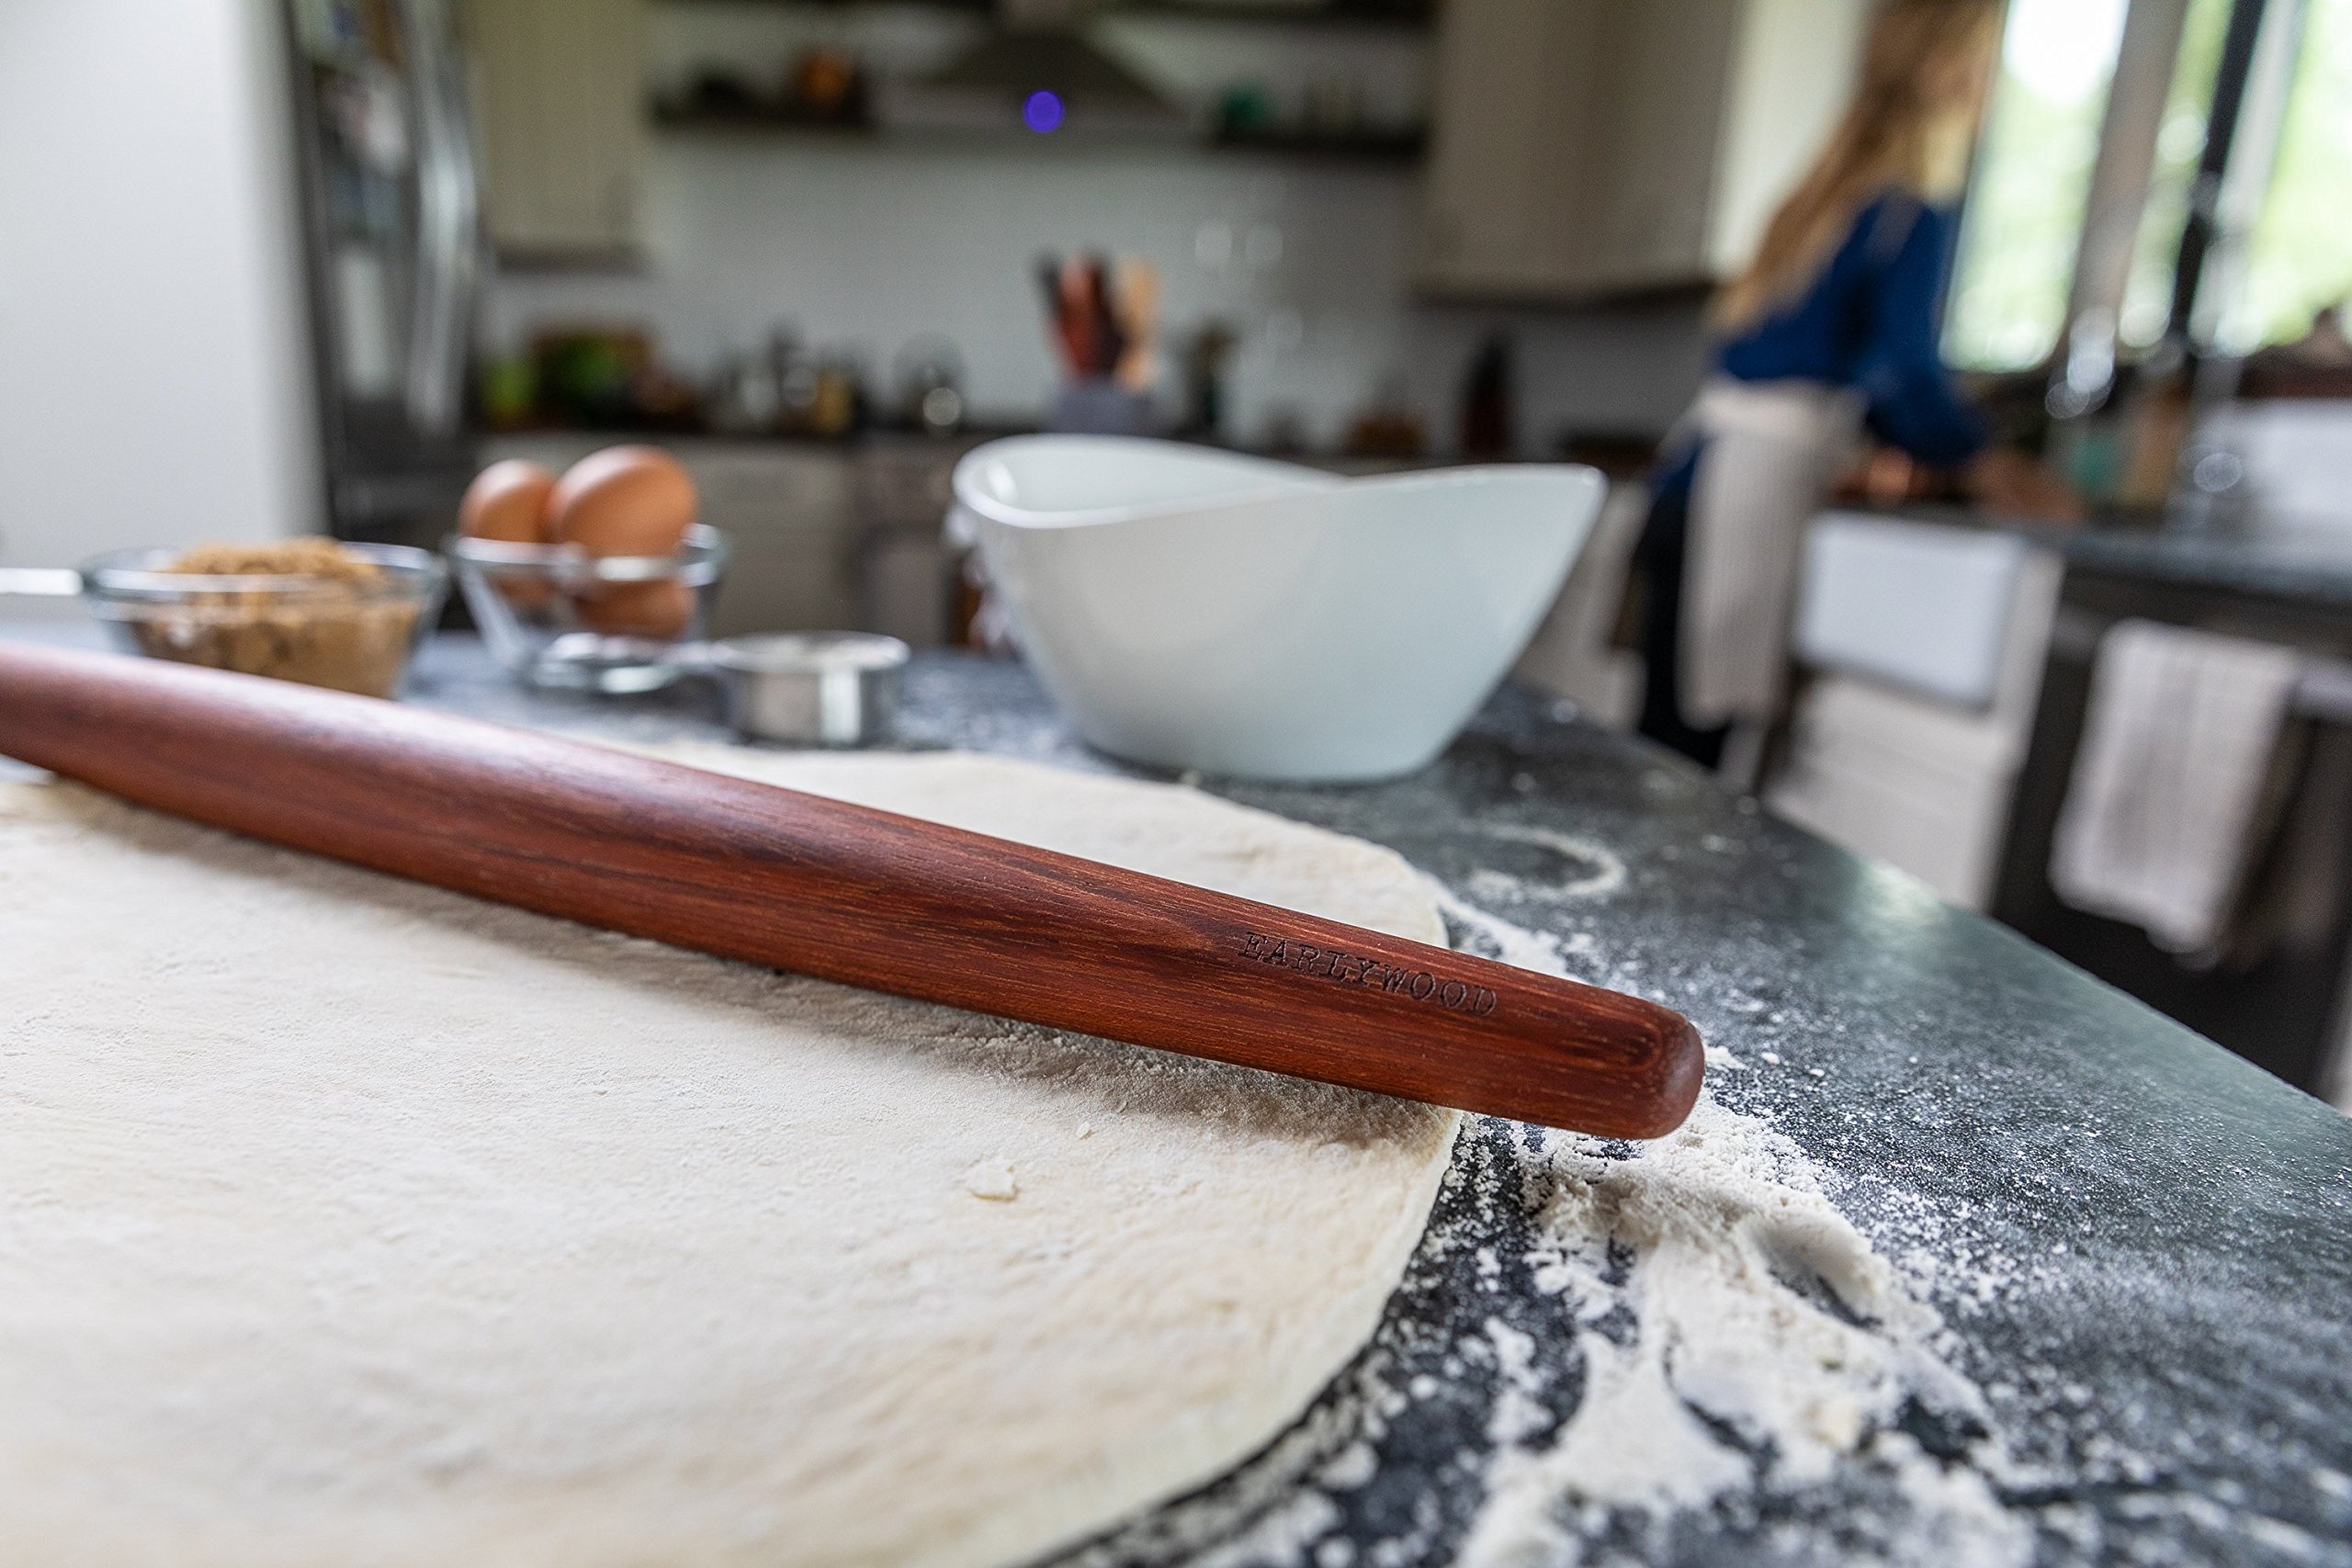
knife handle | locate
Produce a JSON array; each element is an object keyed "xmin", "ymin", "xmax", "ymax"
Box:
[{"xmin": 0, "ymin": 645, "xmax": 1702, "ymax": 1137}]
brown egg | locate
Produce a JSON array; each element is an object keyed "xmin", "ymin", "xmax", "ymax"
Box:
[
  {"xmin": 548, "ymin": 446, "xmax": 696, "ymax": 558},
  {"xmin": 575, "ymin": 578, "xmax": 696, "ymax": 639},
  {"xmin": 459, "ymin": 459, "xmax": 558, "ymax": 542},
  {"xmin": 460, "ymin": 459, "xmax": 559, "ymax": 609}
]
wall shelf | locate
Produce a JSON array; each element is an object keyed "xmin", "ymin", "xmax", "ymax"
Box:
[
  {"xmin": 650, "ymin": 100, "xmax": 1426, "ymax": 165},
  {"xmin": 1208, "ymin": 124, "xmax": 1424, "ymax": 163},
  {"xmin": 652, "ymin": 100, "xmax": 880, "ymax": 136},
  {"xmin": 648, "ymin": 0, "xmax": 1434, "ymax": 28},
  {"xmin": 1109, "ymin": 0, "xmax": 1432, "ymax": 29}
]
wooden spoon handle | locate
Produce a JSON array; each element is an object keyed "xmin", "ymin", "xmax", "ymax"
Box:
[{"xmin": 0, "ymin": 645, "xmax": 1702, "ymax": 1137}]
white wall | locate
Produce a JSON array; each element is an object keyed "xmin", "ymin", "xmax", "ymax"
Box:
[
  {"xmin": 0, "ymin": 0, "xmax": 318, "ymax": 581},
  {"xmin": 481, "ymin": 2, "xmax": 1710, "ymax": 457}
]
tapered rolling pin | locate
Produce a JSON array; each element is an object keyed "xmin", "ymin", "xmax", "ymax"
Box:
[{"xmin": 0, "ymin": 645, "xmax": 1702, "ymax": 1137}]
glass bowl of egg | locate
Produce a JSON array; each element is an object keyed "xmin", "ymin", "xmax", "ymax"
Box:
[{"xmin": 446, "ymin": 446, "xmax": 730, "ymax": 694}]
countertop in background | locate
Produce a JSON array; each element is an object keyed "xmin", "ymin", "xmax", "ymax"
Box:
[
  {"xmin": 1872, "ymin": 502, "xmax": 2352, "ymax": 612},
  {"xmin": 2049, "ymin": 519, "xmax": 2352, "ymax": 610},
  {"xmin": 6, "ymin": 625, "xmax": 2350, "ymax": 1564}
]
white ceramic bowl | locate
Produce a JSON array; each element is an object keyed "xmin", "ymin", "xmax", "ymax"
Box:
[{"xmin": 956, "ymin": 435, "xmax": 1604, "ymax": 781}]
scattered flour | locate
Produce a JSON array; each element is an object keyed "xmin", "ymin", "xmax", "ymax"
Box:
[
  {"xmin": 1467, "ymin": 825, "xmax": 1629, "ymax": 901},
  {"xmin": 1453, "ymin": 1096, "xmax": 2025, "ymax": 1566},
  {"xmin": 1435, "ymin": 892, "xmax": 2028, "ymax": 1566},
  {"xmin": 1192, "ymin": 1493, "xmax": 1344, "ymax": 1568},
  {"xmin": 1432, "ymin": 886, "xmax": 1583, "ymax": 976}
]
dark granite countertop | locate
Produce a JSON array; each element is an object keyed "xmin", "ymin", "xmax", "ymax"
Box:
[
  {"xmin": 1857, "ymin": 502, "xmax": 2352, "ymax": 613},
  {"xmin": 385, "ymin": 635, "xmax": 2352, "ymax": 1566},
  {"xmin": 10, "ymin": 625, "xmax": 2350, "ymax": 1565},
  {"xmin": 2049, "ymin": 520, "xmax": 2352, "ymax": 610}
]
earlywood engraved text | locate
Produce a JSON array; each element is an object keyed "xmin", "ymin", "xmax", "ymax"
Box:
[{"xmin": 1237, "ymin": 931, "xmax": 1499, "ymax": 1016}]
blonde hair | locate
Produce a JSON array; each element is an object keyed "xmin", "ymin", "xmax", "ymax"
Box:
[{"xmin": 1715, "ymin": 0, "xmax": 2004, "ymax": 332}]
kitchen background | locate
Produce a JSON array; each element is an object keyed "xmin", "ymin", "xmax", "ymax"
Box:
[{"xmin": 4, "ymin": 0, "xmax": 2352, "ymax": 1104}]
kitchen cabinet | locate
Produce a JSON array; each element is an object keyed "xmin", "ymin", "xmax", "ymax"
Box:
[
  {"xmin": 1510, "ymin": 481, "xmax": 1646, "ymax": 728},
  {"xmin": 853, "ymin": 435, "xmax": 986, "ymax": 649},
  {"xmin": 1765, "ymin": 515, "xmax": 2064, "ymax": 912},
  {"xmin": 688, "ymin": 443, "xmax": 859, "ymax": 637},
  {"xmin": 1419, "ymin": 0, "xmax": 1871, "ymax": 299},
  {"xmin": 1992, "ymin": 548, "xmax": 2352, "ymax": 1097},
  {"xmin": 460, "ymin": 0, "xmax": 642, "ymax": 265}
]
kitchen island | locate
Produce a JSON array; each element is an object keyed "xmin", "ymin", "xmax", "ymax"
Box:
[
  {"xmin": 396, "ymin": 632, "xmax": 2352, "ymax": 1566},
  {"xmin": 1814, "ymin": 503, "xmax": 2352, "ymax": 1097},
  {"xmin": 1857, "ymin": 501, "xmax": 2352, "ymax": 612},
  {"xmin": 1985, "ymin": 514, "xmax": 2352, "ymax": 1099},
  {"xmin": 9, "ymin": 623, "xmax": 2350, "ymax": 1564}
]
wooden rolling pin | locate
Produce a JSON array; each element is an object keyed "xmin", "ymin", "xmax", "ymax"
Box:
[{"xmin": 0, "ymin": 645, "xmax": 1702, "ymax": 1137}]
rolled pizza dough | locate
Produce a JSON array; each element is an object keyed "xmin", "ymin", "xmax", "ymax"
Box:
[{"xmin": 0, "ymin": 746, "xmax": 1458, "ymax": 1567}]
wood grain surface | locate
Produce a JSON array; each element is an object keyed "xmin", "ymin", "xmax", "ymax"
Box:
[{"xmin": 0, "ymin": 645, "xmax": 1702, "ymax": 1136}]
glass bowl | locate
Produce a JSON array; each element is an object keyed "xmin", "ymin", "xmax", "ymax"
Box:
[
  {"xmin": 446, "ymin": 524, "xmax": 729, "ymax": 694},
  {"xmin": 79, "ymin": 543, "xmax": 447, "ymax": 698}
]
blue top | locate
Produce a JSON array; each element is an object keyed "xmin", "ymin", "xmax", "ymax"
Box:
[{"xmin": 1660, "ymin": 191, "xmax": 1986, "ymax": 491}]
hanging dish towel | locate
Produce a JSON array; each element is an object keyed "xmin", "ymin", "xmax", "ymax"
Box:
[{"xmin": 2050, "ymin": 619, "xmax": 2301, "ymax": 954}]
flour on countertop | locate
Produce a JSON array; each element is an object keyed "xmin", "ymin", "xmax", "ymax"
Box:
[
  {"xmin": 1442, "ymin": 897, "xmax": 2026, "ymax": 1566},
  {"xmin": 1072, "ymin": 889, "xmax": 2033, "ymax": 1568},
  {"xmin": 1464, "ymin": 826, "xmax": 1628, "ymax": 902},
  {"xmin": 1453, "ymin": 1095, "xmax": 2025, "ymax": 1567}
]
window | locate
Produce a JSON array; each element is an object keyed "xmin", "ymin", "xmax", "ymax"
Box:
[
  {"xmin": 2118, "ymin": 0, "xmax": 2239, "ymax": 348},
  {"xmin": 2230, "ymin": 0, "xmax": 2352, "ymax": 348},
  {"xmin": 1944, "ymin": 0, "xmax": 2132, "ymax": 371}
]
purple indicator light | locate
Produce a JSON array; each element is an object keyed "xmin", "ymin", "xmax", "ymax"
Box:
[{"xmin": 1023, "ymin": 90, "xmax": 1064, "ymax": 133}]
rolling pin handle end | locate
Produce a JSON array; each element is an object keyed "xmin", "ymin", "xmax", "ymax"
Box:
[{"xmin": 1616, "ymin": 1010, "xmax": 1706, "ymax": 1142}]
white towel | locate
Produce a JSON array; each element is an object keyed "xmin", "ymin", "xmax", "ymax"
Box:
[{"xmin": 2050, "ymin": 620, "xmax": 2301, "ymax": 954}]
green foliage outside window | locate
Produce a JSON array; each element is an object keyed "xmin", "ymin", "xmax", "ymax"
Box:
[
  {"xmin": 1945, "ymin": 0, "xmax": 2351, "ymax": 367},
  {"xmin": 2231, "ymin": 0, "xmax": 2352, "ymax": 348},
  {"xmin": 1945, "ymin": 0, "xmax": 2128, "ymax": 371},
  {"xmin": 2119, "ymin": 0, "xmax": 2235, "ymax": 347}
]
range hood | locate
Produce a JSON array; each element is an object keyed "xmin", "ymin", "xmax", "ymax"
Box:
[{"xmin": 888, "ymin": 0, "xmax": 1185, "ymax": 133}]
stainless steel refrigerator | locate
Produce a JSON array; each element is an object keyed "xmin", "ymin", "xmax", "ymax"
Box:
[{"xmin": 280, "ymin": 0, "xmax": 481, "ymax": 547}]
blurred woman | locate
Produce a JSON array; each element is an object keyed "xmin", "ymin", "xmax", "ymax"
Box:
[{"xmin": 1634, "ymin": 0, "xmax": 2075, "ymax": 773}]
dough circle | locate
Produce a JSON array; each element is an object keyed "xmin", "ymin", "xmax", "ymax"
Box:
[{"xmin": 0, "ymin": 747, "xmax": 1458, "ymax": 1567}]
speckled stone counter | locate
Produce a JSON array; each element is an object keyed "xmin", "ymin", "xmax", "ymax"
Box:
[
  {"xmin": 15, "ymin": 624, "xmax": 2349, "ymax": 1565},
  {"xmin": 377, "ymin": 635, "xmax": 2352, "ymax": 1567},
  {"xmin": 2050, "ymin": 521, "xmax": 2352, "ymax": 610},
  {"xmin": 1873, "ymin": 502, "xmax": 2352, "ymax": 613}
]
